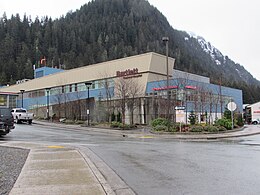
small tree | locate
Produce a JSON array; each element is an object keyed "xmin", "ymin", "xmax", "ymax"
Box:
[
  {"xmin": 235, "ymin": 113, "xmax": 244, "ymax": 127},
  {"xmin": 114, "ymin": 77, "xmax": 143, "ymax": 125},
  {"xmin": 224, "ymin": 108, "xmax": 231, "ymax": 120},
  {"xmin": 188, "ymin": 111, "xmax": 197, "ymax": 125}
]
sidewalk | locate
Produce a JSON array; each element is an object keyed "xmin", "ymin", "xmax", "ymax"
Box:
[
  {"xmin": 1, "ymin": 142, "xmax": 114, "ymax": 195},
  {"xmin": 2, "ymin": 142, "xmax": 135, "ymax": 195},
  {"xmin": 33, "ymin": 120, "xmax": 260, "ymax": 140}
]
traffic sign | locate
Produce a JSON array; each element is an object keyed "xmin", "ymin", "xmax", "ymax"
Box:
[{"xmin": 227, "ymin": 102, "xmax": 237, "ymax": 111}]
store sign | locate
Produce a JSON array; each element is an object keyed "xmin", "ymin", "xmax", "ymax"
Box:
[
  {"xmin": 152, "ymin": 85, "xmax": 196, "ymax": 91},
  {"xmin": 153, "ymin": 86, "xmax": 178, "ymax": 91},
  {"xmin": 116, "ymin": 68, "xmax": 142, "ymax": 79},
  {"xmin": 176, "ymin": 109, "xmax": 185, "ymax": 123},
  {"xmin": 185, "ymin": 86, "xmax": 197, "ymax": 90}
]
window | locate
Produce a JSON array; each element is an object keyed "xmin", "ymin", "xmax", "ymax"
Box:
[
  {"xmin": 65, "ymin": 86, "xmax": 70, "ymax": 93},
  {"xmin": 35, "ymin": 70, "xmax": 44, "ymax": 78},
  {"xmin": 77, "ymin": 83, "xmax": 85, "ymax": 91},
  {"xmin": 75, "ymin": 84, "xmax": 78, "ymax": 92},
  {"xmin": 92, "ymin": 81, "xmax": 96, "ymax": 89},
  {"xmin": 15, "ymin": 109, "xmax": 26, "ymax": 113},
  {"xmin": 98, "ymin": 80, "xmax": 103, "ymax": 89},
  {"xmin": 69, "ymin": 84, "xmax": 72, "ymax": 92},
  {"xmin": 9, "ymin": 96, "xmax": 16, "ymax": 108},
  {"xmin": 0, "ymin": 95, "xmax": 7, "ymax": 106}
]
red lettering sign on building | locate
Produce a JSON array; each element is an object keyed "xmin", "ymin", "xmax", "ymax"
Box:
[{"xmin": 116, "ymin": 68, "xmax": 141, "ymax": 79}]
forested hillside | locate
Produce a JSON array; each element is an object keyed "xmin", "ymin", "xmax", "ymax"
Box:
[{"xmin": 0, "ymin": 0, "xmax": 259, "ymax": 103}]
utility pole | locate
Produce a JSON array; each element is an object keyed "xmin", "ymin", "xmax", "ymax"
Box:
[
  {"xmin": 219, "ymin": 73, "xmax": 223, "ymax": 117},
  {"xmin": 85, "ymin": 82, "xmax": 92, "ymax": 126},
  {"xmin": 162, "ymin": 37, "xmax": 170, "ymax": 127},
  {"xmin": 46, "ymin": 88, "xmax": 51, "ymax": 120},
  {"xmin": 20, "ymin": 90, "xmax": 25, "ymax": 108}
]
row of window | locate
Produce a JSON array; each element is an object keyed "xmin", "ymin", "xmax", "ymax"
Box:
[
  {"xmin": 147, "ymin": 89, "xmax": 231, "ymax": 103},
  {"xmin": 0, "ymin": 95, "xmax": 16, "ymax": 108},
  {"xmin": 26, "ymin": 79, "xmax": 114, "ymax": 98}
]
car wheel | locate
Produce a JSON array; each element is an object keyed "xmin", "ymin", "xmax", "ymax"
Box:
[
  {"xmin": 28, "ymin": 120, "xmax": 32, "ymax": 125},
  {"xmin": 252, "ymin": 121, "xmax": 258, "ymax": 125}
]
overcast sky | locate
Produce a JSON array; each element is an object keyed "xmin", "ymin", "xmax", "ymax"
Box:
[{"xmin": 1, "ymin": 0, "xmax": 260, "ymax": 80}]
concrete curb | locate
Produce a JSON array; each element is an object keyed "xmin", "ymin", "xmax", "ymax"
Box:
[
  {"xmin": 78, "ymin": 149, "xmax": 116, "ymax": 195},
  {"xmin": 79, "ymin": 148, "xmax": 136, "ymax": 195},
  {"xmin": 32, "ymin": 120, "xmax": 260, "ymax": 140},
  {"xmin": 33, "ymin": 120, "xmax": 128, "ymax": 137}
]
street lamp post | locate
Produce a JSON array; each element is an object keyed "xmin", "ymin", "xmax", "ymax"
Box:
[
  {"xmin": 20, "ymin": 89, "xmax": 25, "ymax": 108},
  {"xmin": 85, "ymin": 82, "xmax": 92, "ymax": 126},
  {"xmin": 46, "ymin": 88, "xmax": 51, "ymax": 120},
  {"xmin": 162, "ymin": 37, "xmax": 170, "ymax": 124}
]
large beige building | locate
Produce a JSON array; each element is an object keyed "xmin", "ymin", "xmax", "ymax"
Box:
[
  {"xmin": 1, "ymin": 52, "xmax": 175, "ymax": 124},
  {"xmin": 1, "ymin": 52, "xmax": 242, "ymax": 125},
  {"xmin": 2, "ymin": 52, "xmax": 174, "ymax": 94}
]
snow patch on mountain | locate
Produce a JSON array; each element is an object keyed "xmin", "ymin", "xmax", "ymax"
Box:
[{"xmin": 187, "ymin": 31, "xmax": 224, "ymax": 66}]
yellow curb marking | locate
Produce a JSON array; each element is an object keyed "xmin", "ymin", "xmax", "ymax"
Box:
[
  {"xmin": 139, "ymin": 136, "xmax": 154, "ymax": 139},
  {"xmin": 47, "ymin": 145, "xmax": 65, "ymax": 149}
]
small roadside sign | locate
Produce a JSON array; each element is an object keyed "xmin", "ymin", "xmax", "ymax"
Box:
[{"xmin": 175, "ymin": 106, "xmax": 185, "ymax": 110}]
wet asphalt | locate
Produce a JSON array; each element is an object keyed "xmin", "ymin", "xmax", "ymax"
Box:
[{"xmin": 1, "ymin": 123, "xmax": 260, "ymax": 195}]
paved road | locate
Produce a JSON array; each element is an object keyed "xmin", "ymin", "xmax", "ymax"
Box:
[{"xmin": 2, "ymin": 123, "xmax": 260, "ymax": 195}]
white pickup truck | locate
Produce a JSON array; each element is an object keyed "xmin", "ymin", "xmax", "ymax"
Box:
[{"xmin": 11, "ymin": 108, "xmax": 34, "ymax": 124}]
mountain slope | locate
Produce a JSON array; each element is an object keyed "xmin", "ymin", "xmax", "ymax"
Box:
[{"xmin": 0, "ymin": 0, "xmax": 259, "ymax": 103}]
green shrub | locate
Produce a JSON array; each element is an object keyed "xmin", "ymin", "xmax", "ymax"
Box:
[
  {"xmin": 215, "ymin": 118, "xmax": 232, "ymax": 130},
  {"xmin": 204, "ymin": 125, "xmax": 219, "ymax": 132},
  {"xmin": 168, "ymin": 126, "xmax": 177, "ymax": 132},
  {"xmin": 224, "ymin": 109, "xmax": 232, "ymax": 120},
  {"xmin": 118, "ymin": 123, "xmax": 131, "ymax": 129},
  {"xmin": 236, "ymin": 113, "xmax": 244, "ymax": 127},
  {"xmin": 154, "ymin": 125, "xmax": 168, "ymax": 131},
  {"xmin": 151, "ymin": 118, "xmax": 170, "ymax": 127},
  {"xmin": 190, "ymin": 126, "xmax": 204, "ymax": 132},
  {"xmin": 224, "ymin": 121, "xmax": 232, "ymax": 130},
  {"xmin": 216, "ymin": 125, "xmax": 227, "ymax": 131}
]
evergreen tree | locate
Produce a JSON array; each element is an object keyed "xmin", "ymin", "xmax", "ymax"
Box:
[{"xmin": 0, "ymin": 0, "xmax": 259, "ymax": 103}]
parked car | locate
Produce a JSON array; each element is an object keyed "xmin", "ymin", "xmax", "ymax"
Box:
[
  {"xmin": 11, "ymin": 108, "xmax": 34, "ymax": 124},
  {"xmin": 251, "ymin": 119, "xmax": 260, "ymax": 125},
  {"xmin": 0, "ymin": 108, "xmax": 15, "ymax": 136}
]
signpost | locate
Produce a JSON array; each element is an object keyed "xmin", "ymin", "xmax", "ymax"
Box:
[
  {"xmin": 227, "ymin": 101, "xmax": 237, "ymax": 129},
  {"xmin": 175, "ymin": 106, "xmax": 186, "ymax": 131}
]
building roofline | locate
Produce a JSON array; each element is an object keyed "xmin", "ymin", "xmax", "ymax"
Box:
[{"xmin": 3, "ymin": 52, "xmax": 173, "ymax": 92}]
